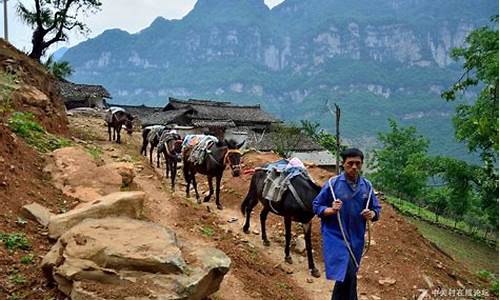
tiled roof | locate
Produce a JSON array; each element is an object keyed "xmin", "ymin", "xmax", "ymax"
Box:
[{"xmin": 58, "ymin": 80, "xmax": 111, "ymax": 100}]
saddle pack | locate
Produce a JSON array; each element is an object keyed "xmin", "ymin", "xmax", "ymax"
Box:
[
  {"xmin": 261, "ymin": 158, "xmax": 311, "ymax": 204},
  {"xmin": 182, "ymin": 134, "xmax": 219, "ymax": 165}
]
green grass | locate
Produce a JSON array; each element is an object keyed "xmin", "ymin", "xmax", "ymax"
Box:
[
  {"xmin": 20, "ymin": 254, "xmax": 34, "ymax": 265},
  {"xmin": 407, "ymin": 218, "xmax": 498, "ymax": 275},
  {"xmin": 0, "ymin": 70, "xmax": 19, "ymax": 118},
  {"xmin": 8, "ymin": 112, "xmax": 71, "ymax": 152},
  {"xmin": 386, "ymin": 196, "xmax": 497, "ymax": 244},
  {"xmin": 8, "ymin": 273, "xmax": 26, "ymax": 285},
  {"xmin": 199, "ymin": 226, "xmax": 214, "ymax": 237},
  {"xmin": 86, "ymin": 145, "xmax": 102, "ymax": 161},
  {"xmin": 0, "ymin": 233, "xmax": 31, "ymax": 251}
]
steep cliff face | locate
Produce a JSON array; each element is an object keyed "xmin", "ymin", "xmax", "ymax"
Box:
[{"xmin": 61, "ymin": 0, "xmax": 496, "ymax": 160}]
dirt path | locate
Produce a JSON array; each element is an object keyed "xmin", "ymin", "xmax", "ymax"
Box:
[{"xmin": 81, "ymin": 123, "xmax": 333, "ymax": 299}]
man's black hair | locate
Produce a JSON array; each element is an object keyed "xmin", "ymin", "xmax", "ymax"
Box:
[{"xmin": 340, "ymin": 148, "xmax": 364, "ymax": 161}]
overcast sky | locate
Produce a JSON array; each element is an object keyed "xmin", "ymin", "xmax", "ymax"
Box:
[{"xmin": 4, "ymin": 0, "xmax": 285, "ymax": 54}]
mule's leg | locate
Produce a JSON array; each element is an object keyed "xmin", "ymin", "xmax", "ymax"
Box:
[
  {"xmin": 156, "ymin": 148, "xmax": 161, "ymax": 168},
  {"xmin": 284, "ymin": 216, "xmax": 293, "ymax": 264},
  {"xmin": 166, "ymin": 161, "xmax": 170, "ymax": 178},
  {"xmin": 183, "ymin": 163, "xmax": 190, "ymax": 198},
  {"xmin": 140, "ymin": 138, "xmax": 147, "ymax": 155},
  {"xmin": 242, "ymin": 196, "xmax": 258, "ymax": 234},
  {"xmin": 260, "ymin": 207, "xmax": 271, "ymax": 246},
  {"xmin": 203, "ymin": 176, "xmax": 214, "ymax": 203},
  {"xmin": 303, "ymin": 222, "xmax": 320, "ymax": 278},
  {"xmin": 164, "ymin": 152, "xmax": 170, "ymax": 178},
  {"xmin": 171, "ymin": 160, "xmax": 177, "ymax": 191},
  {"xmin": 192, "ymin": 174, "xmax": 200, "ymax": 204},
  {"xmin": 108, "ymin": 125, "xmax": 112, "ymax": 141},
  {"xmin": 116, "ymin": 127, "xmax": 121, "ymax": 144},
  {"xmin": 149, "ymin": 146, "xmax": 154, "ymax": 165},
  {"xmin": 215, "ymin": 174, "xmax": 223, "ymax": 210}
]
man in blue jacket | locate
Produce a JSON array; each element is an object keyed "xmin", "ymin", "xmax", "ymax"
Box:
[{"xmin": 313, "ymin": 148, "xmax": 382, "ymax": 300}]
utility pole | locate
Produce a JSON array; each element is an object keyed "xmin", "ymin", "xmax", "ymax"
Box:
[
  {"xmin": 3, "ymin": 0, "xmax": 7, "ymax": 41},
  {"xmin": 334, "ymin": 104, "xmax": 341, "ymax": 175}
]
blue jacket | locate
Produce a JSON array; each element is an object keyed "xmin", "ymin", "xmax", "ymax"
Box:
[{"xmin": 313, "ymin": 173, "xmax": 382, "ymax": 282}]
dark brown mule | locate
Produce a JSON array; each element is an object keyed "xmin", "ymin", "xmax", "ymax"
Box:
[
  {"xmin": 145, "ymin": 126, "xmax": 167, "ymax": 165},
  {"xmin": 183, "ymin": 138, "xmax": 244, "ymax": 210},
  {"xmin": 140, "ymin": 125, "xmax": 165, "ymax": 157},
  {"xmin": 157, "ymin": 132, "xmax": 183, "ymax": 190},
  {"xmin": 240, "ymin": 168, "xmax": 322, "ymax": 278},
  {"xmin": 105, "ymin": 108, "xmax": 134, "ymax": 144}
]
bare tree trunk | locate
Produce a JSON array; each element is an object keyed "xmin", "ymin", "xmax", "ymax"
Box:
[{"xmin": 29, "ymin": 27, "xmax": 46, "ymax": 61}]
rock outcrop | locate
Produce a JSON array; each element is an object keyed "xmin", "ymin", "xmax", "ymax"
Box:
[
  {"xmin": 42, "ymin": 217, "xmax": 231, "ymax": 300},
  {"xmin": 44, "ymin": 147, "xmax": 136, "ymax": 202},
  {"xmin": 48, "ymin": 191, "xmax": 145, "ymax": 239}
]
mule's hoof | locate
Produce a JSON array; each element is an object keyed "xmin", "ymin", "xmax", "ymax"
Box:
[
  {"xmin": 203, "ymin": 196, "xmax": 210, "ymax": 203},
  {"xmin": 285, "ymin": 256, "xmax": 293, "ymax": 264},
  {"xmin": 310, "ymin": 268, "xmax": 321, "ymax": 278},
  {"xmin": 196, "ymin": 198, "xmax": 201, "ymax": 204},
  {"xmin": 216, "ymin": 204, "xmax": 223, "ymax": 210},
  {"xmin": 263, "ymin": 240, "xmax": 271, "ymax": 247},
  {"xmin": 243, "ymin": 228, "xmax": 250, "ymax": 234}
]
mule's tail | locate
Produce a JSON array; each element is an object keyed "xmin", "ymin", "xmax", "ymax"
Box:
[{"xmin": 240, "ymin": 172, "xmax": 258, "ymax": 215}]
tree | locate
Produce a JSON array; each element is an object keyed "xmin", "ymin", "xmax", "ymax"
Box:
[
  {"xmin": 270, "ymin": 123, "xmax": 302, "ymax": 158},
  {"xmin": 428, "ymin": 157, "xmax": 475, "ymax": 227},
  {"xmin": 43, "ymin": 54, "xmax": 72, "ymax": 79},
  {"xmin": 442, "ymin": 16, "xmax": 498, "ymax": 161},
  {"xmin": 426, "ymin": 187, "xmax": 450, "ymax": 223},
  {"xmin": 441, "ymin": 17, "xmax": 498, "ymax": 232},
  {"xmin": 301, "ymin": 120, "xmax": 344, "ymax": 156},
  {"xmin": 17, "ymin": 0, "xmax": 102, "ymax": 60},
  {"xmin": 371, "ymin": 119, "xmax": 429, "ymax": 201}
]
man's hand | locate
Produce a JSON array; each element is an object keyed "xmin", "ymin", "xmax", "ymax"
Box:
[
  {"xmin": 361, "ymin": 209, "xmax": 375, "ymax": 221},
  {"xmin": 322, "ymin": 199, "xmax": 343, "ymax": 216},
  {"xmin": 332, "ymin": 199, "xmax": 343, "ymax": 212}
]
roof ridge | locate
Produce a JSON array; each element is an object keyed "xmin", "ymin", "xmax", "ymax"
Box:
[{"xmin": 168, "ymin": 97, "xmax": 261, "ymax": 109}]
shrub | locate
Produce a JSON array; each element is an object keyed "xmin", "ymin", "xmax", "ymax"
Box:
[
  {"xmin": 8, "ymin": 112, "xmax": 71, "ymax": 152},
  {"xmin": 0, "ymin": 232, "xmax": 31, "ymax": 251}
]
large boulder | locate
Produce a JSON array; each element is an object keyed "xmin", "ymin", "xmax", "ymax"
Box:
[
  {"xmin": 42, "ymin": 217, "xmax": 231, "ymax": 300},
  {"xmin": 48, "ymin": 191, "xmax": 145, "ymax": 239}
]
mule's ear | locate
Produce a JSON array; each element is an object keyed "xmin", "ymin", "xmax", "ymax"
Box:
[{"xmin": 237, "ymin": 140, "xmax": 245, "ymax": 149}]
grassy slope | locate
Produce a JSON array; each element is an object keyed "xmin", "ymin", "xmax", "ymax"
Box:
[{"xmin": 406, "ymin": 218, "xmax": 498, "ymax": 275}]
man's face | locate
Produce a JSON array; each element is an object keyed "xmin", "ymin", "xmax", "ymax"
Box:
[{"xmin": 343, "ymin": 156, "xmax": 363, "ymax": 180}]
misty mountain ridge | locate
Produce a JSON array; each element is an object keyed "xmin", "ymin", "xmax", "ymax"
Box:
[{"xmin": 61, "ymin": 0, "xmax": 498, "ymax": 162}]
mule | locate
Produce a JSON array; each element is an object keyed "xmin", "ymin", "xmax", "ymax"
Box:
[
  {"xmin": 183, "ymin": 138, "xmax": 244, "ymax": 210},
  {"xmin": 140, "ymin": 125, "xmax": 165, "ymax": 156},
  {"xmin": 157, "ymin": 132, "xmax": 183, "ymax": 190},
  {"xmin": 145, "ymin": 126, "xmax": 167, "ymax": 165},
  {"xmin": 105, "ymin": 107, "xmax": 134, "ymax": 144},
  {"xmin": 240, "ymin": 168, "xmax": 322, "ymax": 278}
]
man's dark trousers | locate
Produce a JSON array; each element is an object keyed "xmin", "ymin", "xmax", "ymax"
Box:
[{"xmin": 331, "ymin": 258, "xmax": 358, "ymax": 300}]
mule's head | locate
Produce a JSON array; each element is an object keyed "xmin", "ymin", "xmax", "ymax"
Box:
[
  {"xmin": 223, "ymin": 139, "xmax": 245, "ymax": 177},
  {"xmin": 125, "ymin": 114, "xmax": 135, "ymax": 135},
  {"xmin": 173, "ymin": 136, "xmax": 183, "ymax": 154}
]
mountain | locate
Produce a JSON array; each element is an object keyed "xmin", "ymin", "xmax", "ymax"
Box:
[
  {"xmin": 51, "ymin": 46, "xmax": 69, "ymax": 61},
  {"xmin": 61, "ymin": 0, "xmax": 498, "ymax": 161}
]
